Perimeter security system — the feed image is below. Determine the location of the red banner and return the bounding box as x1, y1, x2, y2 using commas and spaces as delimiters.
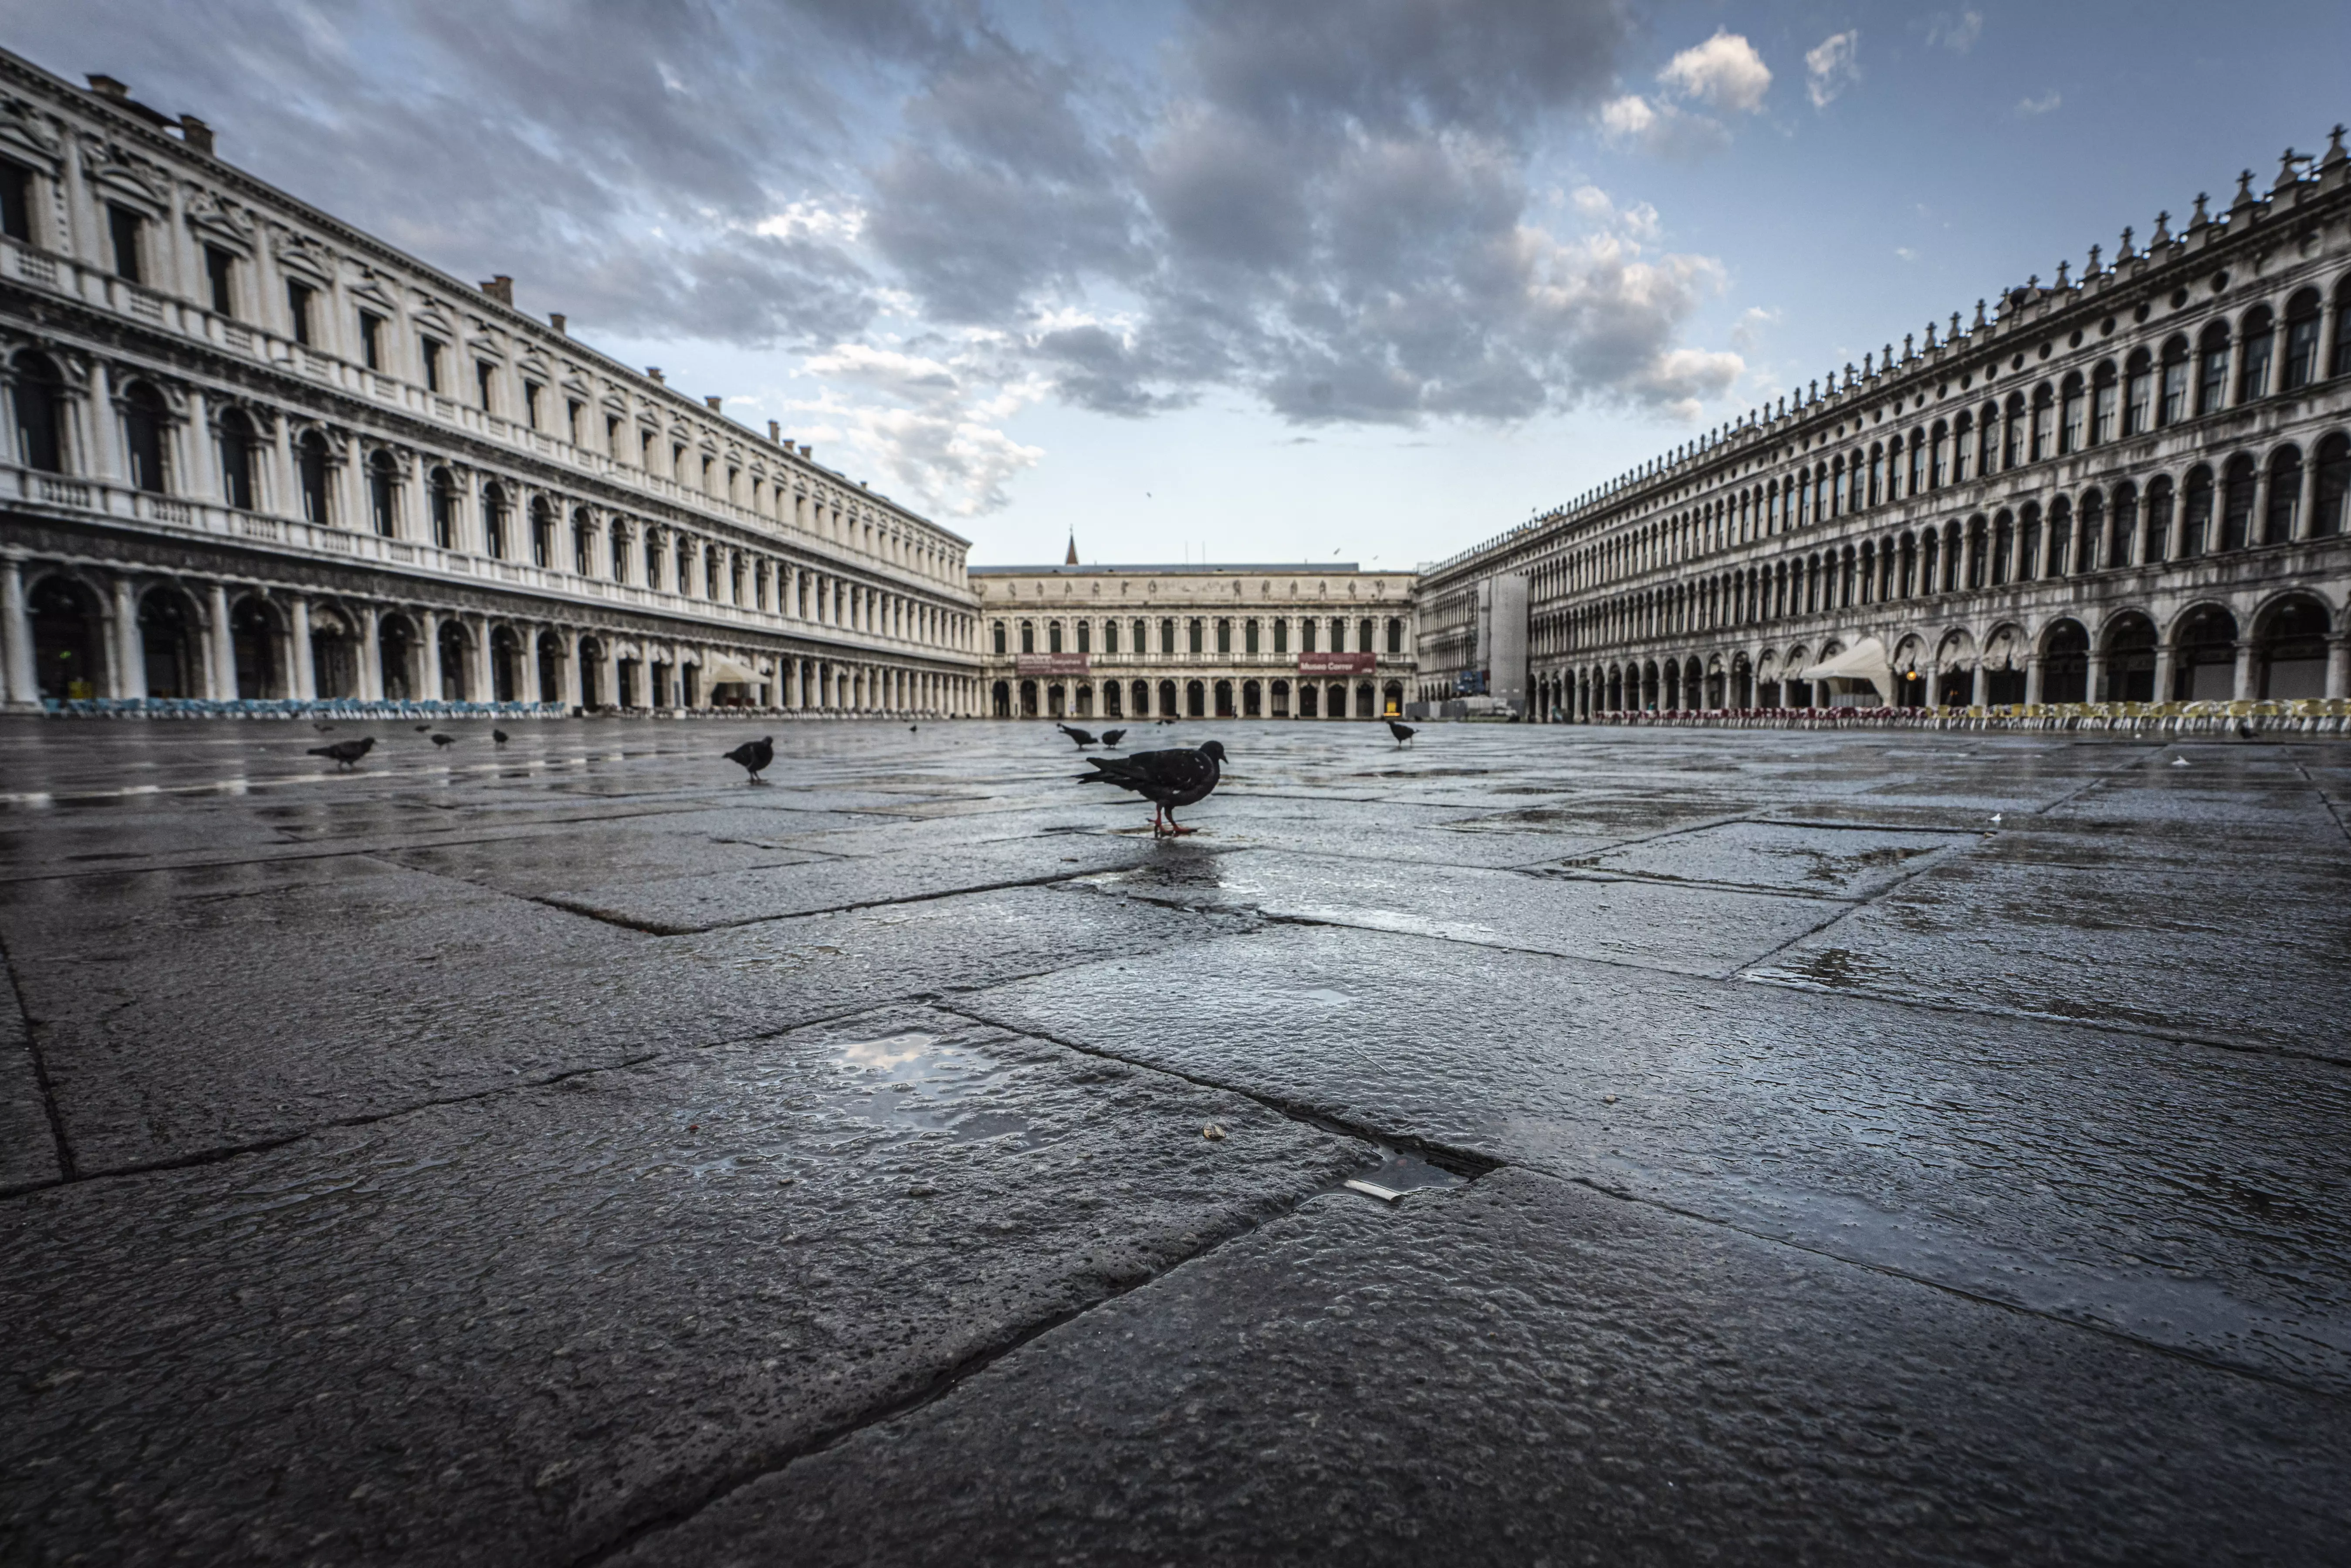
1297, 652, 1375, 676
1015, 653, 1090, 676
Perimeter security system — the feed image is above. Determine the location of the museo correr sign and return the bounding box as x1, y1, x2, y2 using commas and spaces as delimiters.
1297, 652, 1376, 676
1015, 654, 1090, 676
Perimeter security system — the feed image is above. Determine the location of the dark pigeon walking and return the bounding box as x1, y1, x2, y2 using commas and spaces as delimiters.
414, 724, 430, 732
1387, 720, 1416, 745
308, 736, 375, 770
1057, 723, 1099, 748
1100, 728, 1126, 747
1080, 740, 1225, 837
430, 733, 456, 747
493, 729, 509, 744
725, 735, 775, 783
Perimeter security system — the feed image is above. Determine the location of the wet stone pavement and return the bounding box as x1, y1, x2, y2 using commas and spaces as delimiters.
3, 718, 2349, 1566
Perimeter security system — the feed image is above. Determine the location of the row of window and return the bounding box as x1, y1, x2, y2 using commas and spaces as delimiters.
1555, 434, 2351, 648
990, 615, 1407, 657
991, 676, 1405, 721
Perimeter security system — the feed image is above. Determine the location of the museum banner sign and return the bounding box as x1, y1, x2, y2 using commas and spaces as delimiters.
1015, 654, 1090, 676
1297, 652, 1376, 676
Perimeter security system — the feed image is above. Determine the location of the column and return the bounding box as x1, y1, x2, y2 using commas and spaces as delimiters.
1, 556, 37, 709
183, 389, 217, 504
208, 581, 237, 700
2327, 636, 2349, 700
2084, 650, 2107, 704
477, 618, 496, 705
112, 576, 145, 699
420, 608, 444, 701
2023, 654, 2044, 707
1966, 664, 1984, 708
2233, 639, 2256, 702
288, 594, 316, 700
2153, 644, 2177, 703
562, 629, 584, 710
2297, 455, 2323, 543
86, 363, 124, 485
357, 605, 382, 700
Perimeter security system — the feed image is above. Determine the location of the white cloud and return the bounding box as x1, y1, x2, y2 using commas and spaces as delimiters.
1804, 31, 1861, 108
1658, 32, 1772, 114
1728, 305, 1779, 353
1600, 94, 1657, 139
1596, 93, 1729, 158
793, 338, 1047, 517
1928, 10, 1984, 53
1894, 246, 1918, 261
754, 200, 866, 245
2015, 90, 2062, 118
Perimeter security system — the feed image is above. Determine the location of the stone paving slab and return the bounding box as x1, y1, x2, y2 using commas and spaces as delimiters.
0, 1006, 1371, 1567
963, 921, 2351, 1393
618, 1167, 2351, 1568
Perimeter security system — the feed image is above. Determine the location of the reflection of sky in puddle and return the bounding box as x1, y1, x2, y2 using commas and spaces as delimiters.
1334, 1147, 1471, 1201
825, 1031, 1051, 1149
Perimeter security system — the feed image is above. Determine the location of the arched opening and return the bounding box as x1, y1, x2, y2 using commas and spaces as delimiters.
379, 614, 417, 701
1606, 666, 1623, 711
1046, 682, 1066, 718
529, 498, 554, 567
2266, 446, 2302, 545
991, 680, 1011, 719
367, 450, 401, 537
1270, 679, 1290, 718
1353, 681, 1373, 718
1299, 682, 1319, 719
1663, 660, 1681, 710
2256, 598, 2331, 699
1186, 679, 1206, 719
483, 482, 509, 559
430, 469, 460, 549
2219, 454, 2257, 550
536, 631, 563, 704
2171, 606, 2239, 701
2316, 433, 2350, 537
1018, 679, 1038, 718
578, 636, 605, 708
438, 619, 470, 701
297, 430, 331, 524
2101, 613, 2157, 703
30, 575, 103, 700
1131, 679, 1150, 717
12, 352, 66, 472
2236, 304, 2275, 402
1104, 681, 1123, 719
1214, 679, 1234, 718
2041, 619, 2090, 704
220, 409, 260, 511
1157, 679, 1177, 717
1325, 682, 1346, 718
230, 595, 281, 699
137, 588, 200, 698
490, 626, 521, 703
122, 381, 169, 493
1382, 680, 1402, 717
310, 606, 358, 700
1074, 682, 1094, 718
1241, 680, 1260, 717
2283, 288, 2324, 389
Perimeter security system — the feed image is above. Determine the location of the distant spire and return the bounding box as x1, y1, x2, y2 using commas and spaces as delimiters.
1064, 533, 1079, 566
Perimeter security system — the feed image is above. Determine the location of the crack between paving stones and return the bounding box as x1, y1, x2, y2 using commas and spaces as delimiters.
523, 867, 1158, 936
0, 926, 75, 1186
566, 1005, 1499, 1568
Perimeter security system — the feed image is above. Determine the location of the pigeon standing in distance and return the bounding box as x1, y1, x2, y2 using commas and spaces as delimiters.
312, 722, 335, 731
308, 735, 375, 770
725, 735, 775, 783
430, 733, 456, 748
1387, 720, 1416, 745
414, 724, 430, 732
2236, 718, 2256, 740
1100, 729, 1126, 747
1080, 740, 1226, 836
1057, 722, 1099, 748
493, 729, 509, 744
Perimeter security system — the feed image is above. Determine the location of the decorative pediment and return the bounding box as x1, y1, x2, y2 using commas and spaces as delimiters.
463, 330, 505, 359
183, 190, 253, 253
348, 272, 399, 311
85, 148, 169, 215
411, 301, 455, 339
273, 233, 336, 284
0, 98, 60, 170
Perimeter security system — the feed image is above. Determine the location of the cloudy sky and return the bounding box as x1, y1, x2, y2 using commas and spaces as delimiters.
17, 1, 2346, 565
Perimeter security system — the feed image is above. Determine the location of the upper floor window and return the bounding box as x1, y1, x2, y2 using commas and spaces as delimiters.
419, 336, 443, 393
1020, 621, 1035, 655
1386, 618, 1403, 655
1187, 618, 1204, 655
1160, 618, 1176, 655
2002, 397, 2025, 469
357, 311, 385, 371
367, 450, 400, 537
2090, 366, 2117, 445
1048, 621, 1063, 654
1357, 617, 1373, 652
2160, 337, 2189, 424
610, 524, 630, 581
476, 360, 495, 412
2195, 323, 2229, 415
2123, 350, 2153, 435
204, 247, 236, 318
286, 280, 315, 346
524, 381, 543, 430
568, 399, 585, 444
1076, 620, 1091, 654
992, 621, 1006, 656
2236, 306, 2274, 403
1244, 619, 1259, 655
2029, 388, 2054, 462
1329, 617, 1346, 652
1274, 618, 1289, 655
0, 161, 30, 243
572, 508, 593, 575
219, 408, 259, 510
12, 352, 65, 473
2334, 277, 2351, 379
483, 482, 509, 557
430, 468, 458, 549
1952, 414, 1973, 483
2058, 377, 2084, 455
1215, 619, 1231, 655
2282, 290, 2322, 391
529, 499, 553, 567
297, 430, 330, 523
1103, 619, 1119, 654
105, 204, 142, 283
1300, 617, 1317, 653
122, 380, 167, 493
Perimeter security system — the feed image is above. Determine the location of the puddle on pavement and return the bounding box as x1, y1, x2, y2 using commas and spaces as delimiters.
1330, 1147, 1473, 1202
819, 1029, 1052, 1149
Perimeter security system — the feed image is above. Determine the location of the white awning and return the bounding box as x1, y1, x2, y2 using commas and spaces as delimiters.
704, 652, 759, 685
1798, 636, 1894, 703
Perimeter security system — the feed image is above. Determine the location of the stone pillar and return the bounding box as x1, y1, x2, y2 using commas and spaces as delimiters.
2084, 650, 2107, 704
2154, 645, 2177, 704
358, 605, 383, 701
2023, 654, 2044, 707
85, 363, 124, 486
2327, 636, 2350, 701
1967, 664, 1984, 708
420, 608, 444, 702
2298, 455, 2323, 543
183, 389, 217, 504
0, 556, 37, 710
208, 581, 237, 700
2233, 640, 2257, 702
112, 575, 145, 700
477, 618, 496, 705
288, 594, 316, 700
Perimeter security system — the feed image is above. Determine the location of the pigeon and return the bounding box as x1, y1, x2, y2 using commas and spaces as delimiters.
430, 733, 456, 747
1080, 740, 1225, 837
1387, 720, 1416, 745
308, 735, 375, 770
493, 729, 509, 744
725, 735, 775, 783
414, 724, 431, 732
312, 721, 336, 732
1057, 723, 1099, 748
910, 724, 918, 733
2235, 719, 2256, 740
1100, 729, 1126, 747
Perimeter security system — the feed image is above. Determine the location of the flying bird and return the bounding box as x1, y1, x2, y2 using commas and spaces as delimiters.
430, 733, 456, 747
1080, 740, 1225, 837
1057, 723, 1099, 748
493, 729, 509, 744
1387, 720, 1416, 745
308, 736, 375, 770
1100, 728, 1126, 747
725, 735, 775, 783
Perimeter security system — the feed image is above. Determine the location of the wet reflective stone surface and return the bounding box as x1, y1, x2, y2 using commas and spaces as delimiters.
3, 717, 2347, 1565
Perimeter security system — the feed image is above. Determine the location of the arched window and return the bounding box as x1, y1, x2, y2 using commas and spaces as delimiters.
1867, 443, 1885, 506
2236, 304, 2275, 402
219, 408, 259, 511
2108, 483, 2137, 569
572, 507, 594, 575
1928, 423, 1948, 488
2196, 321, 2231, 414
1019, 621, 1034, 655
430, 467, 458, 548
2265, 446, 2302, 545
2316, 433, 2351, 537
610, 520, 630, 581
1187, 618, 1204, 655
12, 351, 65, 472
1386, 617, 1403, 655
1273, 617, 1289, 655
991, 621, 1006, 656
2160, 335, 2190, 424
2283, 289, 2323, 389
528, 497, 553, 566
2334, 276, 2351, 379
1357, 617, 1373, 651
1976, 403, 1999, 475
2077, 490, 2104, 574
2219, 454, 2257, 550
482, 481, 508, 558
2090, 363, 2118, 445
1160, 618, 1176, 655
298, 431, 332, 524
2029, 385, 2055, 461
1951, 415, 1972, 483
2043, 497, 2070, 577
2002, 394, 2026, 468
2144, 476, 2174, 563
2181, 465, 2215, 555
2123, 348, 2154, 435
1076, 619, 1091, 655
1048, 620, 1063, 655
122, 380, 168, 493
1242, 618, 1257, 655
367, 450, 400, 537
2058, 374, 2084, 454
1103, 619, 1119, 655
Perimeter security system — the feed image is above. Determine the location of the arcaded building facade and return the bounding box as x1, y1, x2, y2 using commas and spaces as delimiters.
0, 54, 984, 717
973, 561, 1415, 722
1420, 133, 2351, 720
